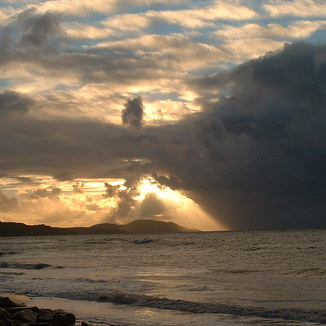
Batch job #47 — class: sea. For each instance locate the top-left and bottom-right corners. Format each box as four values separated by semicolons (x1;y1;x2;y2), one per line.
0;229;325;326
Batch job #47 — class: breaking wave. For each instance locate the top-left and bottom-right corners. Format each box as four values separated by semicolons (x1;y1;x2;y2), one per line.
62;290;326;323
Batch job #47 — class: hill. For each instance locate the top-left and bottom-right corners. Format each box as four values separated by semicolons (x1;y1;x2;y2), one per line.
0;220;198;237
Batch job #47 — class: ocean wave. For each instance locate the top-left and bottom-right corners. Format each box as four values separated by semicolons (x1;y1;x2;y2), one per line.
62;291;326;323
0;262;53;270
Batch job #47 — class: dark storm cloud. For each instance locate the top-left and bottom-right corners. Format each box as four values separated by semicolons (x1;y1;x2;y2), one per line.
177;42;326;229
121;97;144;128
0;42;325;230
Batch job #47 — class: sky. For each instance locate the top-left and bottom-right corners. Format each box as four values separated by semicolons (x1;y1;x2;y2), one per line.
0;0;326;231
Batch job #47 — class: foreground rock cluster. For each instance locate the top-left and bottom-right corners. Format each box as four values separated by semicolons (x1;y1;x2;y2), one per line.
0;297;89;326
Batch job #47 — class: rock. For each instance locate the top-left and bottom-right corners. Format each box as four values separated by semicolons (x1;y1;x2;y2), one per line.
0;320;9;326
38;309;75;326
0;298;22;309
13;309;38;323
0;307;12;319
81;322;91;326
25;323;52;326
8;307;39;314
0;297;76;326
6;320;25;326
52;310;76;326
37;309;55;322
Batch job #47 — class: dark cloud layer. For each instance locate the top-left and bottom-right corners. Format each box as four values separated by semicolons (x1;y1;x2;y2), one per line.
178;42;326;229
0;42;325;230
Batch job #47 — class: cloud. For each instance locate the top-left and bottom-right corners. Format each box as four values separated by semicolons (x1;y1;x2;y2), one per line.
264;0;326;18
30;0;187;17
151;173;181;190
0;42;325;230
215;21;326;41
0;8;61;50
122;97;144;128
0;91;33;116
137;193;166;218
222;38;284;61
103;182;119;198
0;191;18;212
175;42;326;229
27;187;62;200
20;10;61;46
103;3;259;32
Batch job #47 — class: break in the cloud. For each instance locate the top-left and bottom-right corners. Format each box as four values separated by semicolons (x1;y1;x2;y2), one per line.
0;0;326;230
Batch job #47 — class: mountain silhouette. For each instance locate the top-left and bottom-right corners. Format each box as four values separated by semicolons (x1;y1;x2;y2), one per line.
0;220;198;237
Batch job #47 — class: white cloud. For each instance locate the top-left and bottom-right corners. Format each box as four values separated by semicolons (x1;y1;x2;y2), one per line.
223;38;284;61
23;0;187;17
103;3;259;33
63;22;115;39
264;0;326;18
216;21;326;40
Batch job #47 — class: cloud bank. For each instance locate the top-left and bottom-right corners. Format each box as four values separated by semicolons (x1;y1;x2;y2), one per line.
0;42;325;229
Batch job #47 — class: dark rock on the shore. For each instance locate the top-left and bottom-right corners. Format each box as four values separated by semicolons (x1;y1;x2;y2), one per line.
25;323;53;326
13;310;38;323
37;309;54;323
81;322;91;326
0;307;13;319
8;308;40;314
0;298;21;308
0;297;79;326
38;308;75;325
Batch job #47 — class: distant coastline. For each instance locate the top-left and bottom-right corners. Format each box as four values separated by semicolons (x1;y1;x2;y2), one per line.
0;219;198;237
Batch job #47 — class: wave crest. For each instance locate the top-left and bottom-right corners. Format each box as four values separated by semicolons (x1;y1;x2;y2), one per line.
90;291;326;323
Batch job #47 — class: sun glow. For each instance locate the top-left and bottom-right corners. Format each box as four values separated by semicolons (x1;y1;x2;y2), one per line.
0;174;225;230
137;178;175;200
135;178;226;231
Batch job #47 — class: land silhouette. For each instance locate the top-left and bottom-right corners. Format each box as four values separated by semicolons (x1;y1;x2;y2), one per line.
0;220;198;237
